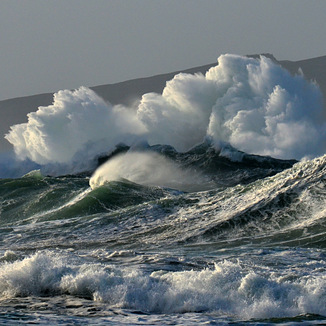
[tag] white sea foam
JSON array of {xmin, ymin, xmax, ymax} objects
[
  {"xmin": 4, "ymin": 54, "xmax": 326, "ymax": 176},
  {"xmin": 5, "ymin": 87, "xmax": 144, "ymax": 166},
  {"xmin": 0, "ymin": 251, "xmax": 325, "ymax": 319},
  {"xmin": 206, "ymin": 55, "xmax": 326, "ymax": 160}
]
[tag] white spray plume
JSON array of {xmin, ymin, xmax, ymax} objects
[
  {"xmin": 5, "ymin": 87, "xmax": 145, "ymax": 165},
  {"xmin": 4, "ymin": 54, "xmax": 326, "ymax": 176},
  {"xmin": 137, "ymin": 72, "xmax": 218, "ymax": 151},
  {"xmin": 206, "ymin": 55, "xmax": 326, "ymax": 159},
  {"xmin": 90, "ymin": 151, "xmax": 213, "ymax": 192}
]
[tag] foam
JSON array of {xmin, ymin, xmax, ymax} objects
[
  {"xmin": 0, "ymin": 251, "xmax": 325, "ymax": 319},
  {"xmin": 5, "ymin": 87, "xmax": 144, "ymax": 166},
  {"xmin": 4, "ymin": 54, "xmax": 326, "ymax": 176},
  {"xmin": 137, "ymin": 72, "xmax": 218, "ymax": 151},
  {"xmin": 206, "ymin": 55, "xmax": 326, "ymax": 160}
]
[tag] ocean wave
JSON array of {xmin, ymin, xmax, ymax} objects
[
  {"xmin": 90, "ymin": 151, "xmax": 216, "ymax": 192},
  {"xmin": 175, "ymin": 154, "xmax": 326, "ymax": 247},
  {"xmin": 0, "ymin": 251, "xmax": 325, "ymax": 319},
  {"xmin": 1, "ymin": 153, "xmax": 325, "ymax": 251},
  {"xmin": 3, "ymin": 54, "xmax": 326, "ymax": 178},
  {"xmin": 0, "ymin": 175, "xmax": 168, "ymax": 227}
]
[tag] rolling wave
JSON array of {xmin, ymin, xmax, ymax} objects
[
  {"xmin": 1, "ymin": 150, "xmax": 325, "ymax": 250},
  {"xmin": 1, "ymin": 53, "xmax": 326, "ymax": 324}
]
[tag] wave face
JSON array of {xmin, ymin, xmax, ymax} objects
[
  {"xmin": 4, "ymin": 54, "xmax": 326, "ymax": 177},
  {"xmin": 0, "ymin": 151, "xmax": 326, "ymax": 324},
  {"xmin": 1, "ymin": 54, "xmax": 326, "ymax": 324}
]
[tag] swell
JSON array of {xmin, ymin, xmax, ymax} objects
[
  {"xmin": 1, "ymin": 152, "xmax": 325, "ymax": 251},
  {"xmin": 180, "ymin": 154, "xmax": 326, "ymax": 248},
  {"xmin": 0, "ymin": 175, "xmax": 89, "ymax": 226},
  {"xmin": 0, "ymin": 175, "xmax": 165, "ymax": 226},
  {"xmin": 100, "ymin": 153, "xmax": 326, "ymax": 249},
  {"xmin": 0, "ymin": 142, "xmax": 296, "ymax": 224}
]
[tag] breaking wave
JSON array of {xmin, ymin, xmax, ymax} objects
[
  {"xmin": 1, "ymin": 251, "xmax": 325, "ymax": 319},
  {"xmin": 4, "ymin": 54, "xmax": 326, "ymax": 177},
  {"xmin": 89, "ymin": 151, "xmax": 215, "ymax": 192}
]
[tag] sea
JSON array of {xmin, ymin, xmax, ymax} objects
[{"xmin": 0, "ymin": 54, "xmax": 326, "ymax": 325}]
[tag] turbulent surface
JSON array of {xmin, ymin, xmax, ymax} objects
[
  {"xmin": 1, "ymin": 148, "xmax": 326, "ymax": 325},
  {"xmin": 1, "ymin": 54, "xmax": 326, "ymax": 324},
  {"xmin": 4, "ymin": 54, "xmax": 326, "ymax": 178}
]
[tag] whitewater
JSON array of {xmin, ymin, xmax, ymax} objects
[{"xmin": 0, "ymin": 54, "xmax": 326, "ymax": 325}]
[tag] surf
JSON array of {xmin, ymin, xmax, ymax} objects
[
  {"xmin": 3, "ymin": 54, "xmax": 326, "ymax": 178},
  {"xmin": 1, "ymin": 54, "xmax": 326, "ymax": 325}
]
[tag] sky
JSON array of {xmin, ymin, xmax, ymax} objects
[{"xmin": 0, "ymin": 0, "xmax": 325, "ymax": 101}]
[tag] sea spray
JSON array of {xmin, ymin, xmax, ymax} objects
[
  {"xmin": 5, "ymin": 87, "xmax": 144, "ymax": 165},
  {"xmin": 206, "ymin": 55, "xmax": 326, "ymax": 159},
  {"xmin": 89, "ymin": 151, "xmax": 215, "ymax": 192},
  {"xmin": 4, "ymin": 54, "xmax": 326, "ymax": 177},
  {"xmin": 137, "ymin": 72, "xmax": 218, "ymax": 151}
]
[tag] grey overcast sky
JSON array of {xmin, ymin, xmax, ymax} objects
[{"xmin": 0, "ymin": 0, "xmax": 325, "ymax": 101}]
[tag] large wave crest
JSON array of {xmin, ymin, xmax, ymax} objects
[{"xmin": 5, "ymin": 54, "xmax": 326, "ymax": 175}]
